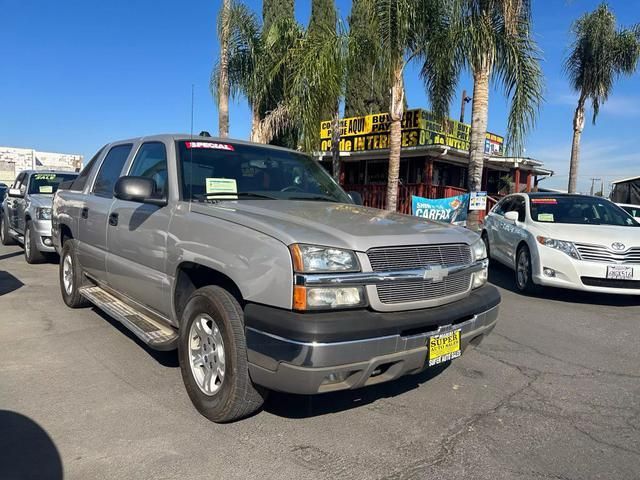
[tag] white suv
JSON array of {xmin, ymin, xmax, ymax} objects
[{"xmin": 482, "ymin": 193, "xmax": 640, "ymax": 295}]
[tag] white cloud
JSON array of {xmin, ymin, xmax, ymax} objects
[{"xmin": 528, "ymin": 138, "xmax": 639, "ymax": 194}]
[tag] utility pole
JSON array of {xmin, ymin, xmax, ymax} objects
[
  {"xmin": 589, "ymin": 177, "xmax": 601, "ymax": 196},
  {"xmin": 459, "ymin": 90, "xmax": 472, "ymax": 123}
]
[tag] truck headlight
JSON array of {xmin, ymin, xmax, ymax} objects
[
  {"xmin": 536, "ymin": 236, "xmax": 581, "ymax": 260},
  {"xmin": 470, "ymin": 238, "xmax": 488, "ymax": 288},
  {"xmin": 293, "ymin": 286, "xmax": 366, "ymax": 311},
  {"xmin": 36, "ymin": 207, "xmax": 52, "ymax": 220},
  {"xmin": 289, "ymin": 244, "xmax": 360, "ymax": 273},
  {"xmin": 470, "ymin": 238, "xmax": 487, "ymax": 261}
]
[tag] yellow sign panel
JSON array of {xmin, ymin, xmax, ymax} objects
[{"xmin": 319, "ymin": 109, "xmax": 504, "ymax": 155}]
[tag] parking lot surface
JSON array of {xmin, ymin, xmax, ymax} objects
[{"xmin": 1, "ymin": 243, "xmax": 639, "ymax": 480}]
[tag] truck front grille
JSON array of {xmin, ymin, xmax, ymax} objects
[
  {"xmin": 575, "ymin": 243, "xmax": 640, "ymax": 264},
  {"xmin": 367, "ymin": 244, "xmax": 473, "ymax": 305},
  {"xmin": 376, "ymin": 273, "xmax": 472, "ymax": 304}
]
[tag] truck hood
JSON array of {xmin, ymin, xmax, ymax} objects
[
  {"xmin": 27, "ymin": 194, "xmax": 54, "ymax": 208},
  {"xmin": 533, "ymin": 222, "xmax": 640, "ymax": 248},
  {"xmin": 190, "ymin": 200, "xmax": 479, "ymax": 251}
]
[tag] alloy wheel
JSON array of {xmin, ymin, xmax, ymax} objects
[
  {"xmin": 188, "ymin": 314, "xmax": 226, "ymax": 396},
  {"xmin": 62, "ymin": 253, "xmax": 74, "ymax": 295},
  {"xmin": 517, "ymin": 249, "xmax": 530, "ymax": 290}
]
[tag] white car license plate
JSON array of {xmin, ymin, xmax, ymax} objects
[{"xmin": 606, "ymin": 265, "xmax": 634, "ymax": 280}]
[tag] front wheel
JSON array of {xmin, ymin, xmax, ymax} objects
[
  {"xmin": 515, "ymin": 245, "xmax": 539, "ymax": 294},
  {"xmin": 1, "ymin": 215, "xmax": 16, "ymax": 245},
  {"xmin": 178, "ymin": 286, "xmax": 266, "ymax": 423},
  {"xmin": 24, "ymin": 221, "xmax": 46, "ymax": 264}
]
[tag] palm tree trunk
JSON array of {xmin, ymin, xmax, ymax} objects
[
  {"xmin": 466, "ymin": 65, "xmax": 490, "ymax": 231},
  {"xmin": 331, "ymin": 109, "xmax": 341, "ymax": 181},
  {"xmin": 568, "ymin": 97, "xmax": 585, "ymax": 194},
  {"xmin": 250, "ymin": 103, "xmax": 261, "ymax": 142},
  {"xmin": 386, "ymin": 63, "xmax": 404, "ymax": 212},
  {"xmin": 218, "ymin": 0, "xmax": 230, "ymax": 138}
]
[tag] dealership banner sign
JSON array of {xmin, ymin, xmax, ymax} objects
[
  {"xmin": 319, "ymin": 109, "xmax": 504, "ymax": 155},
  {"xmin": 412, "ymin": 194, "xmax": 469, "ymax": 225}
]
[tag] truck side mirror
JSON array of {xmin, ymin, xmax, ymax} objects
[
  {"xmin": 8, "ymin": 188, "xmax": 23, "ymax": 198},
  {"xmin": 114, "ymin": 176, "xmax": 167, "ymax": 207},
  {"xmin": 348, "ymin": 191, "xmax": 363, "ymax": 206}
]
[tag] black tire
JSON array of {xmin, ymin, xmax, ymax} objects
[
  {"xmin": 59, "ymin": 240, "xmax": 90, "ymax": 308},
  {"xmin": 24, "ymin": 221, "xmax": 46, "ymax": 264},
  {"xmin": 1, "ymin": 215, "xmax": 16, "ymax": 245},
  {"xmin": 178, "ymin": 286, "xmax": 266, "ymax": 423},
  {"xmin": 515, "ymin": 245, "xmax": 539, "ymax": 294}
]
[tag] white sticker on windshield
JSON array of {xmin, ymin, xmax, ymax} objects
[
  {"xmin": 205, "ymin": 178, "xmax": 237, "ymax": 199},
  {"xmin": 537, "ymin": 213, "xmax": 554, "ymax": 222},
  {"xmin": 39, "ymin": 185, "xmax": 53, "ymax": 194}
]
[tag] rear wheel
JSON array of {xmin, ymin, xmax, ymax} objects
[
  {"xmin": 59, "ymin": 240, "xmax": 90, "ymax": 308},
  {"xmin": 178, "ymin": 286, "xmax": 266, "ymax": 423},
  {"xmin": 515, "ymin": 245, "xmax": 538, "ymax": 294},
  {"xmin": 24, "ymin": 221, "xmax": 45, "ymax": 264},
  {"xmin": 1, "ymin": 215, "xmax": 16, "ymax": 245}
]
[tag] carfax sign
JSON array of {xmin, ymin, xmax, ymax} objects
[{"xmin": 411, "ymin": 194, "xmax": 470, "ymax": 225}]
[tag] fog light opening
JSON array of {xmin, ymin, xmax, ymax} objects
[
  {"xmin": 320, "ymin": 371, "xmax": 350, "ymax": 386},
  {"xmin": 543, "ymin": 267, "xmax": 556, "ymax": 277},
  {"xmin": 42, "ymin": 237, "xmax": 53, "ymax": 247}
]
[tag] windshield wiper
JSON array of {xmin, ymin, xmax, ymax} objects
[
  {"xmin": 287, "ymin": 195, "xmax": 338, "ymax": 202},
  {"xmin": 194, "ymin": 192, "xmax": 277, "ymax": 202}
]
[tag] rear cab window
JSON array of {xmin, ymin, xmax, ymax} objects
[{"xmin": 92, "ymin": 144, "xmax": 133, "ymax": 198}]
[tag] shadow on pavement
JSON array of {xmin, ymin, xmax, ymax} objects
[
  {"xmin": 0, "ymin": 410, "xmax": 63, "ymax": 480},
  {"xmin": 0, "ymin": 270, "xmax": 24, "ymax": 296},
  {"xmin": 264, "ymin": 362, "xmax": 450, "ymax": 419},
  {"xmin": 91, "ymin": 308, "xmax": 179, "ymax": 368},
  {"xmin": 489, "ymin": 262, "xmax": 640, "ymax": 307},
  {"xmin": 0, "ymin": 250, "xmax": 23, "ymax": 261}
]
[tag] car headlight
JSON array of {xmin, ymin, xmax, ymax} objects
[
  {"xmin": 470, "ymin": 238, "xmax": 487, "ymax": 261},
  {"xmin": 289, "ymin": 244, "xmax": 360, "ymax": 273},
  {"xmin": 470, "ymin": 238, "xmax": 488, "ymax": 289},
  {"xmin": 536, "ymin": 236, "xmax": 581, "ymax": 260},
  {"xmin": 36, "ymin": 207, "xmax": 52, "ymax": 220}
]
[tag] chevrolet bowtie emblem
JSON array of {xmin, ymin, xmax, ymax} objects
[{"xmin": 423, "ymin": 265, "xmax": 448, "ymax": 283}]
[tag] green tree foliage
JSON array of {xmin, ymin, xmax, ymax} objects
[
  {"xmin": 344, "ymin": 0, "xmax": 390, "ymax": 117},
  {"xmin": 262, "ymin": 0, "xmax": 294, "ymax": 32}
]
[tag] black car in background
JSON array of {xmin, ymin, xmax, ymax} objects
[{"xmin": 0, "ymin": 183, "xmax": 8, "ymax": 202}]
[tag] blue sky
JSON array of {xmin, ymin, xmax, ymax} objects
[{"xmin": 1, "ymin": 0, "xmax": 638, "ymax": 194}]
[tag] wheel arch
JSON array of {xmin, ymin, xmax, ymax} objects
[{"xmin": 173, "ymin": 262, "xmax": 244, "ymax": 324}]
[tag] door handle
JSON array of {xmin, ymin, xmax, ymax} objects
[
  {"xmin": 108, "ymin": 212, "xmax": 119, "ymax": 226},
  {"xmin": 81, "ymin": 207, "xmax": 89, "ymax": 219}
]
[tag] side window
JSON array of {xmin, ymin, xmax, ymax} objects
[
  {"xmin": 128, "ymin": 142, "xmax": 168, "ymax": 197},
  {"xmin": 511, "ymin": 196, "xmax": 526, "ymax": 222},
  {"xmin": 13, "ymin": 173, "xmax": 26, "ymax": 189},
  {"xmin": 494, "ymin": 197, "xmax": 513, "ymax": 216},
  {"xmin": 92, "ymin": 144, "xmax": 133, "ymax": 198},
  {"xmin": 71, "ymin": 146, "xmax": 105, "ymax": 191}
]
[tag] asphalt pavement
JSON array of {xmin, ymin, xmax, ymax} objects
[{"xmin": 1, "ymin": 242, "xmax": 639, "ymax": 480}]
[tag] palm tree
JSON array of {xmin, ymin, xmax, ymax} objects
[
  {"xmin": 457, "ymin": 0, "xmax": 544, "ymax": 230},
  {"xmin": 565, "ymin": 3, "xmax": 640, "ymax": 193},
  {"xmin": 212, "ymin": 1, "xmax": 346, "ymax": 150},
  {"xmin": 217, "ymin": 0, "xmax": 231, "ymax": 138},
  {"xmin": 368, "ymin": 0, "xmax": 460, "ymax": 211}
]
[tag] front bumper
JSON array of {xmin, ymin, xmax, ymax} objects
[
  {"xmin": 30, "ymin": 219, "xmax": 55, "ymax": 252},
  {"xmin": 245, "ymin": 285, "xmax": 500, "ymax": 394},
  {"xmin": 533, "ymin": 246, "xmax": 640, "ymax": 295}
]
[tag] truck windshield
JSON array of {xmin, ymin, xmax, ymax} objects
[
  {"xmin": 530, "ymin": 195, "xmax": 639, "ymax": 226},
  {"xmin": 177, "ymin": 140, "xmax": 352, "ymax": 203},
  {"xmin": 28, "ymin": 173, "xmax": 78, "ymax": 195}
]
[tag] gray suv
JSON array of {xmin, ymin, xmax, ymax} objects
[
  {"xmin": 52, "ymin": 134, "xmax": 500, "ymax": 422},
  {"xmin": 1, "ymin": 170, "xmax": 78, "ymax": 263}
]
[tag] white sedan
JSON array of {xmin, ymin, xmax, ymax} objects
[{"xmin": 482, "ymin": 193, "xmax": 640, "ymax": 295}]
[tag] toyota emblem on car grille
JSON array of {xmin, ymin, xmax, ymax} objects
[{"xmin": 611, "ymin": 242, "xmax": 626, "ymax": 251}]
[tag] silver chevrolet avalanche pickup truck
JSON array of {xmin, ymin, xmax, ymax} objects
[{"xmin": 52, "ymin": 134, "xmax": 500, "ymax": 423}]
